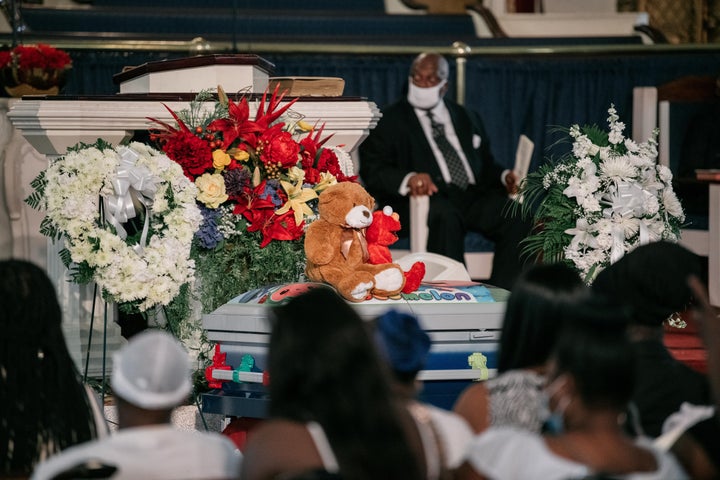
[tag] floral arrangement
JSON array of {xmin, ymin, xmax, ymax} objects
[
  {"xmin": 26, "ymin": 140, "xmax": 202, "ymax": 313},
  {"xmin": 148, "ymin": 86, "xmax": 356, "ymax": 313},
  {"xmin": 0, "ymin": 43, "xmax": 72, "ymax": 94},
  {"xmin": 515, "ymin": 105, "xmax": 685, "ymax": 282}
]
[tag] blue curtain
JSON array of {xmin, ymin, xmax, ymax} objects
[{"xmin": 464, "ymin": 52, "xmax": 720, "ymax": 171}]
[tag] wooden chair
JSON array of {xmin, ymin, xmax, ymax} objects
[
  {"xmin": 404, "ymin": 195, "xmax": 495, "ymax": 281},
  {"xmin": 632, "ymin": 74, "xmax": 716, "ymax": 258}
]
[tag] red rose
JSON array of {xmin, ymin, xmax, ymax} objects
[
  {"xmin": 316, "ymin": 148, "xmax": 342, "ymax": 176},
  {"xmin": 302, "ymin": 166, "xmax": 321, "ymax": 185},
  {"xmin": 259, "ymin": 125, "xmax": 300, "ymax": 169}
]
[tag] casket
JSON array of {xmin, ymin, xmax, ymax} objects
[{"xmin": 201, "ymin": 282, "xmax": 508, "ymax": 418}]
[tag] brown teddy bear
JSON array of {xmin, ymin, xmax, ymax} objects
[{"xmin": 304, "ymin": 182, "xmax": 406, "ymax": 302}]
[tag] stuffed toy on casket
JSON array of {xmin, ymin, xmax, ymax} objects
[
  {"xmin": 304, "ymin": 182, "xmax": 406, "ymax": 302},
  {"xmin": 365, "ymin": 206, "xmax": 425, "ymax": 294}
]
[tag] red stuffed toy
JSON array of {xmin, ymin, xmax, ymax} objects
[{"xmin": 365, "ymin": 206, "xmax": 425, "ymax": 294}]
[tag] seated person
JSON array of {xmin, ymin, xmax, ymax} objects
[
  {"xmin": 241, "ymin": 287, "xmax": 427, "ymax": 480},
  {"xmin": 453, "ymin": 263, "xmax": 588, "ymax": 434},
  {"xmin": 593, "ymin": 242, "xmax": 720, "ymax": 478},
  {"xmin": 31, "ymin": 330, "xmax": 242, "ymax": 480},
  {"xmin": 458, "ymin": 295, "xmax": 688, "ymax": 480},
  {"xmin": 359, "ymin": 52, "xmax": 532, "ymax": 289},
  {"xmin": 1, "ymin": 259, "xmax": 106, "ymax": 478},
  {"xmin": 591, "ymin": 241, "xmax": 714, "ymax": 437},
  {"xmin": 374, "ymin": 309, "xmax": 474, "ymax": 475}
]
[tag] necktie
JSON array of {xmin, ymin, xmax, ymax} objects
[{"xmin": 426, "ymin": 110, "xmax": 469, "ymax": 189}]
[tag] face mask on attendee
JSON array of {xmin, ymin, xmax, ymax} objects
[
  {"xmin": 407, "ymin": 78, "xmax": 446, "ymax": 110},
  {"xmin": 540, "ymin": 375, "xmax": 571, "ymax": 435}
]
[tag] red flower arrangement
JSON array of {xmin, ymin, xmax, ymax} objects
[
  {"xmin": 0, "ymin": 43, "xmax": 72, "ymax": 93},
  {"xmin": 148, "ymin": 86, "xmax": 357, "ymax": 249}
]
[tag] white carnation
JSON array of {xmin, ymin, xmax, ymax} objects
[
  {"xmin": 662, "ymin": 189, "xmax": 685, "ymax": 220},
  {"xmin": 33, "ymin": 142, "xmax": 199, "ymax": 313},
  {"xmin": 657, "ymin": 165, "xmax": 673, "ymax": 183}
]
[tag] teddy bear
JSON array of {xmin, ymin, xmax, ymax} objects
[
  {"xmin": 365, "ymin": 205, "xmax": 425, "ymax": 294},
  {"xmin": 304, "ymin": 182, "xmax": 406, "ymax": 302}
]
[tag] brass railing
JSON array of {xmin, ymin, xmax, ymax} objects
[{"xmin": 2, "ymin": 33, "xmax": 720, "ymax": 105}]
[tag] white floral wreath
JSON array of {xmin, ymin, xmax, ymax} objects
[{"xmin": 41, "ymin": 141, "xmax": 202, "ymax": 312}]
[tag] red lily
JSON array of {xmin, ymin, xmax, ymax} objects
[
  {"xmin": 147, "ymin": 103, "xmax": 194, "ymax": 142},
  {"xmin": 249, "ymin": 210, "xmax": 305, "ymax": 248},
  {"xmin": 207, "ymin": 97, "xmax": 263, "ymax": 150},
  {"xmin": 232, "ymin": 180, "xmax": 275, "ymax": 217},
  {"xmin": 255, "ymin": 84, "xmax": 299, "ymax": 130}
]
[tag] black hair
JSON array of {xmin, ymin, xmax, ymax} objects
[
  {"xmin": 497, "ymin": 263, "xmax": 588, "ymax": 373},
  {"xmin": 592, "ymin": 241, "xmax": 701, "ymax": 327},
  {"xmin": 267, "ymin": 287, "xmax": 423, "ymax": 480},
  {"xmin": 552, "ymin": 295, "xmax": 635, "ymax": 411},
  {"xmin": 0, "ymin": 260, "xmax": 99, "ymax": 475}
]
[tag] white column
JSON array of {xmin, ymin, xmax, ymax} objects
[
  {"xmin": 709, "ymin": 183, "xmax": 720, "ymax": 306},
  {"xmin": 0, "ymin": 98, "xmax": 48, "ymax": 265}
]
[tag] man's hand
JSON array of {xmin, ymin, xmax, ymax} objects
[{"xmin": 407, "ymin": 173, "xmax": 438, "ymax": 196}]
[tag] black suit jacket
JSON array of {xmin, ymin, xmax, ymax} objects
[{"xmin": 359, "ymin": 97, "xmax": 505, "ymax": 236}]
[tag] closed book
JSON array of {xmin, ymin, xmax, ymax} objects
[{"xmin": 268, "ymin": 76, "xmax": 345, "ymax": 97}]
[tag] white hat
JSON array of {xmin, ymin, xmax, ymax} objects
[{"xmin": 111, "ymin": 329, "xmax": 192, "ymax": 410}]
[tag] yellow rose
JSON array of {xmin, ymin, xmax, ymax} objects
[
  {"xmin": 195, "ymin": 173, "xmax": 228, "ymax": 208},
  {"xmin": 229, "ymin": 148, "xmax": 250, "ymax": 162},
  {"xmin": 212, "ymin": 149, "xmax": 232, "ymax": 171}
]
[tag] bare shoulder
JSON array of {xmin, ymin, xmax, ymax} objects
[
  {"xmin": 242, "ymin": 419, "xmax": 324, "ymax": 480},
  {"xmin": 453, "ymin": 382, "xmax": 490, "ymax": 434}
]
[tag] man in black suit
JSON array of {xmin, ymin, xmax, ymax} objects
[{"xmin": 359, "ymin": 52, "xmax": 531, "ymax": 289}]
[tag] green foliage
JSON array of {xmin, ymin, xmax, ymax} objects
[
  {"xmin": 25, "ymin": 170, "xmax": 47, "ymax": 210},
  {"xmin": 512, "ymin": 157, "xmax": 575, "ymax": 265},
  {"xmin": 175, "ymin": 89, "xmax": 228, "ymax": 130},
  {"xmin": 193, "ymin": 231, "xmax": 306, "ymax": 313},
  {"xmin": 67, "ymin": 138, "xmax": 114, "ymax": 153}
]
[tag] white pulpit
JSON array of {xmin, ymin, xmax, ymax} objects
[{"xmin": 7, "ymin": 80, "xmax": 381, "ymax": 377}]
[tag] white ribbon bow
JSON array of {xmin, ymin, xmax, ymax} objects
[
  {"xmin": 603, "ymin": 180, "xmax": 652, "ymax": 264},
  {"xmin": 103, "ymin": 147, "xmax": 158, "ymax": 254}
]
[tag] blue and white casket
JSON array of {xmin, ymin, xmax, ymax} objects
[{"xmin": 201, "ymin": 282, "xmax": 508, "ymax": 417}]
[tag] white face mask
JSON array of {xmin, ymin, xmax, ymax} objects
[
  {"xmin": 540, "ymin": 375, "xmax": 571, "ymax": 435},
  {"xmin": 407, "ymin": 78, "xmax": 446, "ymax": 110}
]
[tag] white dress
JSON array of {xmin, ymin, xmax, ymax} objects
[
  {"xmin": 30, "ymin": 425, "xmax": 242, "ymax": 480},
  {"xmin": 305, "ymin": 406, "xmax": 472, "ymax": 479},
  {"xmin": 465, "ymin": 426, "xmax": 688, "ymax": 480},
  {"xmin": 425, "ymin": 404, "xmax": 474, "ymax": 469}
]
